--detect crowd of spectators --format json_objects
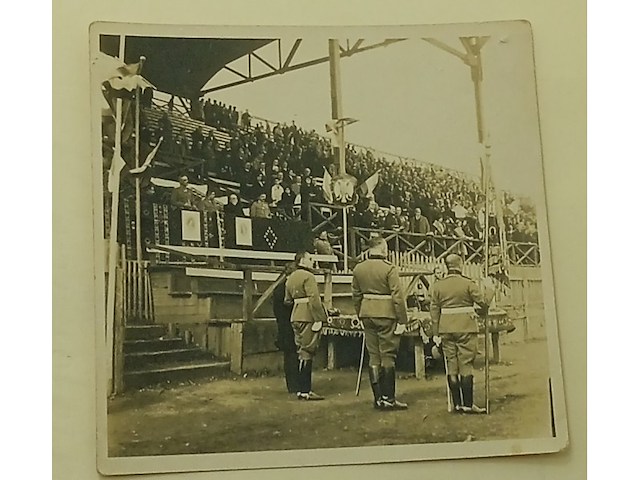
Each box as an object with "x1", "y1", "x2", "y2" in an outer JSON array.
[{"x1": 134, "y1": 100, "x2": 539, "y2": 245}]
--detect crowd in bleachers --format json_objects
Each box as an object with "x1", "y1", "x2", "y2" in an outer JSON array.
[{"x1": 132, "y1": 99, "x2": 539, "y2": 244}]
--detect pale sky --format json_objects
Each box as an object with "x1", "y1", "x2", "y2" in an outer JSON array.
[{"x1": 203, "y1": 24, "x2": 543, "y2": 200}]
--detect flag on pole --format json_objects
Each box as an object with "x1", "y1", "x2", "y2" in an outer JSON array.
[
  {"x1": 358, "y1": 171, "x2": 379, "y2": 197},
  {"x1": 322, "y1": 168, "x2": 333, "y2": 204},
  {"x1": 129, "y1": 137, "x2": 163, "y2": 175},
  {"x1": 325, "y1": 120, "x2": 339, "y2": 147}
]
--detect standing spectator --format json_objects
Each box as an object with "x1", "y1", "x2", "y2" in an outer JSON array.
[
  {"x1": 253, "y1": 173, "x2": 268, "y2": 200},
  {"x1": 250, "y1": 193, "x2": 272, "y2": 218},
  {"x1": 280, "y1": 186, "x2": 296, "y2": 218},
  {"x1": 313, "y1": 231, "x2": 335, "y2": 271},
  {"x1": 290, "y1": 175, "x2": 302, "y2": 197},
  {"x1": 231, "y1": 106, "x2": 239, "y2": 128},
  {"x1": 271, "y1": 178, "x2": 284, "y2": 206},
  {"x1": 361, "y1": 200, "x2": 379, "y2": 229},
  {"x1": 199, "y1": 192, "x2": 223, "y2": 213},
  {"x1": 410, "y1": 207, "x2": 431, "y2": 234},
  {"x1": 383, "y1": 206, "x2": 400, "y2": 231},
  {"x1": 170, "y1": 175, "x2": 195, "y2": 210},
  {"x1": 241, "y1": 109, "x2": 251, "y2": 128}
]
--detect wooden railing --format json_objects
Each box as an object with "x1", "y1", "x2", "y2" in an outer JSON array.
[{"x1": 350, "y1": 227, "x2": 540, "y2": 266}]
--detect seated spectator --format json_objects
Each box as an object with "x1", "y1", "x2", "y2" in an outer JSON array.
[
  {"x1": 433, "y1": 215, "x2": 447, "y2": 236},
  {"x1": 224, "y1": 193, "x2": 245, "y2": 219},
  {"x1": 250, "y1": 193, "x2": 272, "y2": 219},
  {"x1": 170, "y1": 175, "x2": 196, "y2": 210}
]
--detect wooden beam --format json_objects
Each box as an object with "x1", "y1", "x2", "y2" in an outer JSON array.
[
  {"x1": 252, "y1": 272, "x2": 286, "y2": 317},
  {"x1": 282, "y1": 39, "x2": 302, "y2": 69},
  {"x1": 149, "y1": 245, "x2": 338, "y2": 263}
]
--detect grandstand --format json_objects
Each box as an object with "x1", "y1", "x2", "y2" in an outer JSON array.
[
  {"x1": 100, "y1": 35, "x2": 543, "y2": 392},
  {"x1": 112, "y1": 96, "x2": 539, "y2": 248}
]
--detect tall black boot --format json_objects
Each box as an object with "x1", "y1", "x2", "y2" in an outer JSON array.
[
  {"x1": 460, "y1": 375, "x2": 486, "y2": 414},
  {"x1": 297, "y1": 359, "x2": 323, "y2": 401},
  {"x1": 380, "y1": 366, "x2": 408, "y2": 410},
  {"x1": 283, "y1": 351, "x2": 299, "y2": 393},
  {"x1": 368, "y1": 366, "x2": 383, "y2": 409},
  {"x1": 447, "y1": 375, "x2": 463, "y2": 413}
]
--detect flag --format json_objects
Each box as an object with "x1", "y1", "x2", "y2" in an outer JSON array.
[
  {"x1": 325, "y1": 121, "x2": 339, "y2": 147},
  {"x1": 107, "y1": 154, "x2": 126, "y2": 193},
  {"x1": 358, "y1": 171, "x2": 379, "y2": 197},
  {"x1": 129, "y1": 137, "x2": 163, "y2": 174},
  {"x1": 322, "y1": 168, "x2": 333, "y2": 204}
]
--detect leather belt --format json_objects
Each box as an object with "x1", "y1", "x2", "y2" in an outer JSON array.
[
  {"x1": 363, "y1": 294, "x2": 392, "y2": 299},
  {"x1": 441, "y1": 306, "x2": 475, "y2": 314},
  {"x1": 294, "y1": 298, "x2": 310, "y2": 304}
]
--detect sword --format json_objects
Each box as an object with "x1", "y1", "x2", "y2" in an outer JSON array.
[{"x1": 355, "y1": 332, "x2": 366, "y2": 396}]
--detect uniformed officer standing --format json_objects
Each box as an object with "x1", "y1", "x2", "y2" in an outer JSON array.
[
  {"x1": 430, "y1": 254, "x2": 489, "y2": 414},
  {"x1": 284, "y1": 251, "x2": 327, "y2": 401},
  {"x1": 352, "y1": 237, "x2": 409, "y2": 410}
]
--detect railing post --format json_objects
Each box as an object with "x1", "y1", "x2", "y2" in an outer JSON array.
[
  {"x1": 349, "y1": 227, "x2": 357, "y2": 259},
  {"x1": 242, "y1": 268, "x2": 254, "y2": 322},
  {"x1": 324, "y1": 270, "x2": 336, "y2": 370}
]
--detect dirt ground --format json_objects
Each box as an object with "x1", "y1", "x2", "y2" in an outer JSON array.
[{"x1": 107, "y1": 338, "x2": 553, "y2": 457}]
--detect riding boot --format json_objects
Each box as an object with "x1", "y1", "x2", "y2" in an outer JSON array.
[
  {"x1": 460, "y1": 375, "x2": 486, "y2": 414},
  {"x1": 380, "y1": 366, "x2": 408, "y2": 410},
  {"x1": 368, "y1": 366, "x2": 383, "y2": 409},
  {"x1": 447, "y1": 375, "x2": 463, "y2": 413},
  {"x1": 297, "y1": 359, "x2": 324, "y2": 401}
]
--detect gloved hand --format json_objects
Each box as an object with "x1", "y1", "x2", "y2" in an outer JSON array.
[
  {"x1": 393, "y1": 323, "x2": 406, "y2": 335},
  {"x1": 432, "y1": 335, "x2": 442, "y2": 347},
  {"x1": 311, "y1": 321, "x2": 323, "y2": 332}
]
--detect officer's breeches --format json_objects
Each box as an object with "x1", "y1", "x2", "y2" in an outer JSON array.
[
  {"x1": 441, "y1": 333, "x2": 477, "y2": 376},
  {"x1": 291, "y1": 322, "x2": 321, "y2": 361},
  {"x1": 362, "y1": 317, "x2": 400, "y2": 368}
]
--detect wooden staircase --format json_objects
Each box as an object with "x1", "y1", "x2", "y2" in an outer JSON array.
[{"x1": 123, "y1": 324, "x2": 230, "y2": 389}]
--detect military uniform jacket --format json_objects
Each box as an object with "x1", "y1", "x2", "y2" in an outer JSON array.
[
  {"x1": 429, "y1": 273, "x2": 487, "y2": 334},
  {"x1": 352, "y1": 255, "x2": 409, "y2": 324},
  {"x1": 284, "y1": 267, "x2": 327, "y2": 323}
]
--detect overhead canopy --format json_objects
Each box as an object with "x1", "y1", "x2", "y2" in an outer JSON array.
[{"x1": 100, "y1": 36, "x2": 274, "y2": 98}]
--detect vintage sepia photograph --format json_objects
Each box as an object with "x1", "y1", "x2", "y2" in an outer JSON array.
[{"x1": 91, "y1": 21, "x2": 568, "y2": 475}]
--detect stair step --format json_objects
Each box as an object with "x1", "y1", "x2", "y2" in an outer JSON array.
[
  {"x1": 124, "y1": 359, "x2": 230, "y2": 389},
  {"x1": 124, "y1": 337, "x2": 185, "y2": 353},
  {"x1": 124, "y1": 347, "x2": 206, "y2": 369},
  {"x1": 125, "y1": 325, "x2": 167, "y2": 341}
]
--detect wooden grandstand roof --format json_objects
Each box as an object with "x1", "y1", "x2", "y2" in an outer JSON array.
[{"x1": 100, "y1": 36, "x2": 274, "y2": 98}]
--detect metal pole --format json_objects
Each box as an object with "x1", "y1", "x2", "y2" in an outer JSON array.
[
  {"x1": 328, "y1": 39, "x2": 345, "y2": 175},
  {"x1": 106, "y1": 34, "x2": 126, "y2": 392},
  {"x1": 135, "y1": 86, "x2": 142, "y2": 262},
  {"x1": 342, "y1": 206, "x2": 348, "y2": 272}
]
